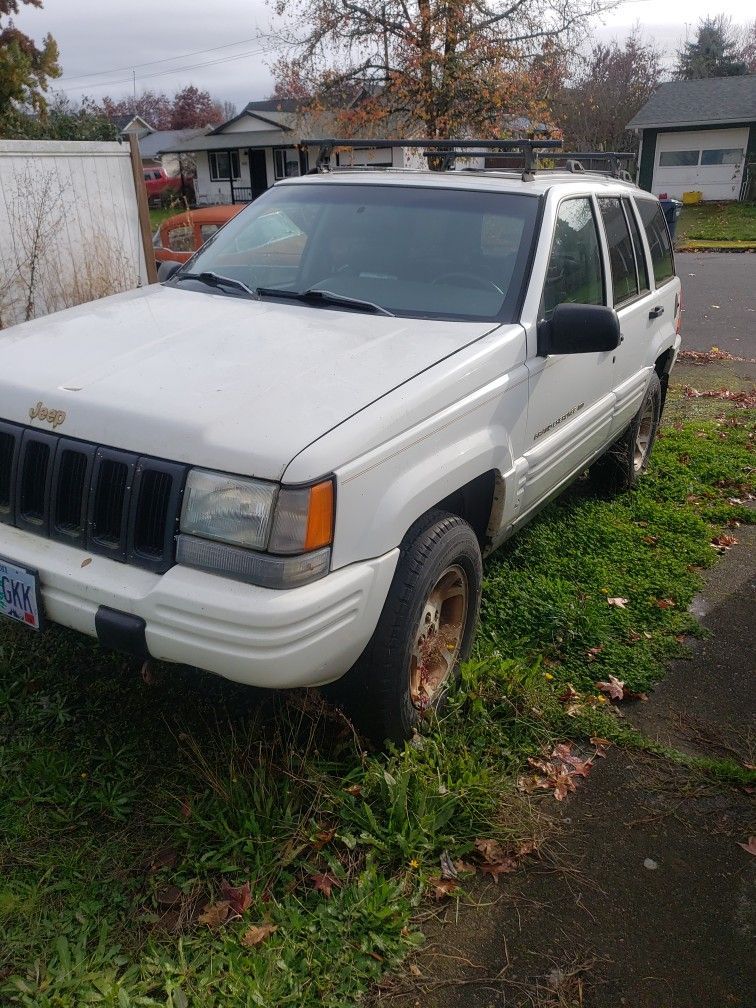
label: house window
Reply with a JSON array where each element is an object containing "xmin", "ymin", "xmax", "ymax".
[
  {"xmin": 700, "ymin": 148, "xmax": 743, "ymax": 166},
  {"xmin": 658, "ymin": 150, "xmax": 699, "ymax": 167},
  {"xmin": 209, "ymin": 151, "xmax": 240, "ymax": 181},
  {"xmin": 274, "ymin": 148, "xmax": 301, "ymax": 180}
]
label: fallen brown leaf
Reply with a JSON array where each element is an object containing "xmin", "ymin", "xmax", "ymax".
[
  {"xmin": 479, "ymin": 856, "xmax": 518, "ymax": 880},
  {"xmin": 737, "ymin": 836, "xmax": 756, "ymax": 856},
  {"xmin": 312, "ymin": 829, "xmax": 335, "ymax": 850},
  {"xmin": 310, "ymin": 872, "xmax": 342, "ymax": 898},
  {"xmin": 220, "ymin": 880, "xmax": 251, "ymax": 916},
  {"xmin": 607, "ymin": 597, "xmax": 629, "ymax": 608},
  {"xmin": 241, "ymin": 923, "xmax": 278, "ymax": 947},
  {"xmin": 428, "ymin": 876, "xmax": 460, "ymax": 900},
  {"xmin": 655, "ymin": 598, "xmax": 676, "ymax": 609},
  {"xmin": 198, "ymin": 900, "xmax": 231, "ymax": 928},
  {"xmin": 596, "ymin": 675, "xmax": 625, "ymax": 700}
]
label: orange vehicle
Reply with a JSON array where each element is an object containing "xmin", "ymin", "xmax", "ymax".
[{"xmin": 153, "ymin": 205, "xmax": 245, "ymax": 267}]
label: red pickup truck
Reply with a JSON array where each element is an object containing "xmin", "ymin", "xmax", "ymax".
[{"xmin": 143, "ymin": 167, "xmax": 182, "ymax": 204}]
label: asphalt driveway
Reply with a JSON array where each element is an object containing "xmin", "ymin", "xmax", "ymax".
[{"xmin": 677, "ymin": 252, "xmax": 756, "ymax": 356}]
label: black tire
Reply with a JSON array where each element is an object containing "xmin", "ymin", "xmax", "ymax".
[
  {"xmin": 590, "ymin": 371, "xmax": 662, "ymax": 494},
  {"xmin": 330, "ymin": 510, "xmax": 483, "ymax": 746}
]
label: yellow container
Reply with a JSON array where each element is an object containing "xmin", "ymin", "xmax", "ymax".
[{"xmin": 682, "ymin": 191, "xmax": 702, "ymax": 204}]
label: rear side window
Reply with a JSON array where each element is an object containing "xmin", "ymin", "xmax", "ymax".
[
  {"xmin": 623, "ymin": 198, "xmax": 650, "ymax": 293},
  {"xmin": 541, "ymin": 197, "xmax": 604, "ymax": 320},
  {"xmin": 636, "ymin": 199, "xmax": 674, "ymax": 286},
  {"xmin": 597, "ymin": 198, "xmax": 638, "ymax": 306}
]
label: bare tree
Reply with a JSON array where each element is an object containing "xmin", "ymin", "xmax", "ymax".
[
  {"xmin": 269, "ymin": 0, "xmax": 620, "ymax": 137},
  {"xmin": 555, "ymin": 32, "xmax": 663, "ymax": 153}
]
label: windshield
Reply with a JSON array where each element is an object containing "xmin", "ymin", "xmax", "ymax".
[{"xmin": 172, "ymin": 182, "xmax": 540, "ymax": 321}]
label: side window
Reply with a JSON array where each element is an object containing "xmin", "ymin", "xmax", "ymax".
[
  {"xmin": 636, "ymin": 199, "xmax": 674, "ymax": 286},
  {"xmin": 167, "ymin": 226, "xmax": 194, "ymax": 253},
  {"xmin": 597, "ymin": 197, "xmax": 638, "ymax": 306},
  {"xmin": 200, "ymin": 223, "xmax": 220, "ymax": 243},
  {"xmin": 541, "ymin": 197, "xmax": 604, "ymax": 320},
  {"xmin": 623, "ymin": 198, "xmax": 649, "ymax": 293}
]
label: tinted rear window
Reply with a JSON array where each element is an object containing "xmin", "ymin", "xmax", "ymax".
[{"xmin": 636, "ymin": 199, "xmax": 674, "ymax": 286}]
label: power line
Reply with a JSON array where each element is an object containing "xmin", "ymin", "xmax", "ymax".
[
  {"xmin": 57, "ymin": 45, "xmax": 277, "ymax": 95},
  {"xmin": 57, "ymin": 33, "xmax": 273, "ymax": 84}
]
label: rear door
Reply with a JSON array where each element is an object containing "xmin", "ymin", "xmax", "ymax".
[
  {"xmin": 521, "ymin": 195, "xmax": 616, "ymax": 517},
  {"xmin": 595, "ymin": 195, "xmax": 655, "ymax": 434}
]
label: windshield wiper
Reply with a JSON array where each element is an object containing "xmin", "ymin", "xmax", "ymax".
[
  {"xmin": 173, "ymin": 271, "xmax": 258, "ymax": 298},
  {"xmin": 256, "ymin": 287, "xmax": 394, "ymax": 317}
]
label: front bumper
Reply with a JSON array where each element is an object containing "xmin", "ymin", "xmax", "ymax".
[{"xmin": 0, "ymin": 523, "xmax": 399, "ymax": 688}]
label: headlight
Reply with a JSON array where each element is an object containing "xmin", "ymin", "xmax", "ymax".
[
  {"xmin": 178, "ymin": 469, "xmax": 335, "ymax": 589},
  {"xmin": 181, "ymin": 470, "xmax": 277, "ymax": 549}
]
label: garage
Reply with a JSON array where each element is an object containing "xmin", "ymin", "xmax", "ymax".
[
  {"xmin": 628, "ymin": 76, "xmax": 756, "ymax": 202},
  {"xmin": 652, "ymin": 126, "xmax": 749, "ymax": 201}
]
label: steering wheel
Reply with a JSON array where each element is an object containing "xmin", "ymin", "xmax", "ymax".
[{"xmin": 431, "ymin": 272, "xmax": 504, "ymax": 295}]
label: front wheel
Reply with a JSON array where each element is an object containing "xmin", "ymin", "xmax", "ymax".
[
  {"xmin": 332, "ymin": 510, "xmax": 483, "ymax": 745},
  {"xmin": 590, "ymin": 372, "xmax": 662, "ymax": 494}
]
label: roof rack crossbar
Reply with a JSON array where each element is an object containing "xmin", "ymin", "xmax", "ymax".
[{"xmin": 302, "ymin": 139, "xmax": 635, "ymax": 181}]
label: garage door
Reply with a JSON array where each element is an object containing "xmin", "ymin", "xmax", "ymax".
[{"xmin": 651, "ymin": 127, "xmax": 749, "ymax": 201}]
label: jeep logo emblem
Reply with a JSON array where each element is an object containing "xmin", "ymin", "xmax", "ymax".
[{"xmin": 28, "ymin": 401, "xmax": 66, "ymax": 428}]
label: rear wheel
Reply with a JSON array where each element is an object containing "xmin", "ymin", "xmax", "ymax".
[
  {"xmin": 590, "ymin": 372, "xmax": 662, "ymax": 494},
  {"xmin": 331, "ymin": 510, "xmax": 482, "ymax": 745}
]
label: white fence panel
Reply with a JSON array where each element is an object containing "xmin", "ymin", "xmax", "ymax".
[{"xmin": 0, "ymin": 140, "xmax": 147, "ymax": 329}]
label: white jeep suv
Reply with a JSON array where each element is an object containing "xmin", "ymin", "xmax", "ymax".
[{"xmin": 0, "ymin": 148, "xmax": 681, "ymax": 742}]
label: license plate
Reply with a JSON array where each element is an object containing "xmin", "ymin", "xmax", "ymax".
[{"xmin": 0, "ymin": 556, "xmax": 43, "ymax": 631}]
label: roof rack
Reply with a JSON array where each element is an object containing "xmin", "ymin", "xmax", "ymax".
[{"xmin": 302, "ymin": 139, "xmax": 635, "ymax": 182}]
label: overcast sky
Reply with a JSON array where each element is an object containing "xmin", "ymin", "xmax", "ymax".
[{"xmin": 12, "ymin": 0, "xmax": 756, "ymax": 112}]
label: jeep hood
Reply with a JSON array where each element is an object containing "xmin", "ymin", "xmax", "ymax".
[{"xmin": 0, "ymin": 285, "xmax": 500, "ymax": 480}]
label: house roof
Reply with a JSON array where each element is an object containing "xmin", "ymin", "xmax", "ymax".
[
  {"xmin": 111, "ymin": 113, "xmax": 155, "ymax": 134},
  {"xmin": 157, "ymin": 127, "xmax": 287, "ymax": 154},
  {"xmin": 139, "ymin": 128, "xmax": 208, "ymax": 158},
  {"xmin": 627, "ymin": 75, "xmax": 756, "ymax": 130}
]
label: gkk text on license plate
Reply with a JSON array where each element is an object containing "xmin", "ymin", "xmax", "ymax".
[{"xmin": 0, "ymin": 557, "xmax": 43, "ymax": 631}]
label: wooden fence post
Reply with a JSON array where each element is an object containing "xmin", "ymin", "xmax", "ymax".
[{"xmin": 128, "ymin": 133, "xmax": 158, "ymax": 285}]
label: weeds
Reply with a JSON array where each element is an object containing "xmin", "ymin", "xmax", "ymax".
[{"xmin": 0, "ymin": 412, "xmax": 753, "ymax": 1005}]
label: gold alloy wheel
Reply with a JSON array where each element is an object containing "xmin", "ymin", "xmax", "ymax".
[
  {"xmin": 409, "ymin": 564, "xmax": 469, "ymax": 710},
  {"xmin": 633, "ymin": 398, "xmax": 656, "ymax": 472}
]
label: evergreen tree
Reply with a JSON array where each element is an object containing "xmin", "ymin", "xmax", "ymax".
[{"xmin": 676, "ymin": 16, "xmax": 747, "ymax": 79}]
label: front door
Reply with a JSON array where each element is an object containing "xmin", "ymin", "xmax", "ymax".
[
  {"xmin": 249, "ymin": 149, "xmax": 268, "ymax": 199},
  {"xmin": 520, "ymin": 195, "xmax": 616, "ymax": 518}
]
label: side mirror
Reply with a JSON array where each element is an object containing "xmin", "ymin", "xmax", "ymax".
[
  {"xmin": 538, "ymin": 303, "xmax": 621, "ymax": 356},
  {"xmin": 157, "ymin": 260, "xmax": 181, "ymax": 283}
]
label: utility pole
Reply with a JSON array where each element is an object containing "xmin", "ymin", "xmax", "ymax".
[{"xmin": 132, "ymin": 69, "xmax": 136, "ymax": 112}]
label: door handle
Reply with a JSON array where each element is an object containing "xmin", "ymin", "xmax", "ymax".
[{"xmin": 648, "ymin": 305, "xmax": 664, "ymax": 319}]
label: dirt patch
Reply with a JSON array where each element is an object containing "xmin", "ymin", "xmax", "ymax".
[{"xmin": 376, "ymin": 523, "xmax": 756, "ymax": 1008}]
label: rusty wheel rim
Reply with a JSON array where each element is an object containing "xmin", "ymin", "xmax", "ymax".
[
  {"xmin": 634, "ymin": 398, "xmax": 655, "ymax": 472},
  {"xmin": 409, "ymin": 564, "xmax": 469, "ymax": 710}
]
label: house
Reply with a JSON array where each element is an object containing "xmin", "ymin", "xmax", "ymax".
[
  {"xmin": 111, "ymin": 113, "xmax": 155, "ymax": 140},
  {"xmin": 138, "ymin": 128, "xmax": 208, "ymax": 176},
  {"xmin": 627, "ymin": 75, "xmax": 756, "ymax": 201},
  {"xmin": 157, "ymin": 100, "xmax": 422, "ymax": 206}
]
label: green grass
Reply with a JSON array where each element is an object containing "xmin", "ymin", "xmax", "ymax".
[
  {"xmin": 1, "ymin": 406, "xmax": 754, "ymax": 1006},
  {"xmin": 676, "ymin": 201, "xmax": 756, "ymax": 246},
  {"xmin": 148, "ymin": 206, "xmax": 180, "ymax": 232}
]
